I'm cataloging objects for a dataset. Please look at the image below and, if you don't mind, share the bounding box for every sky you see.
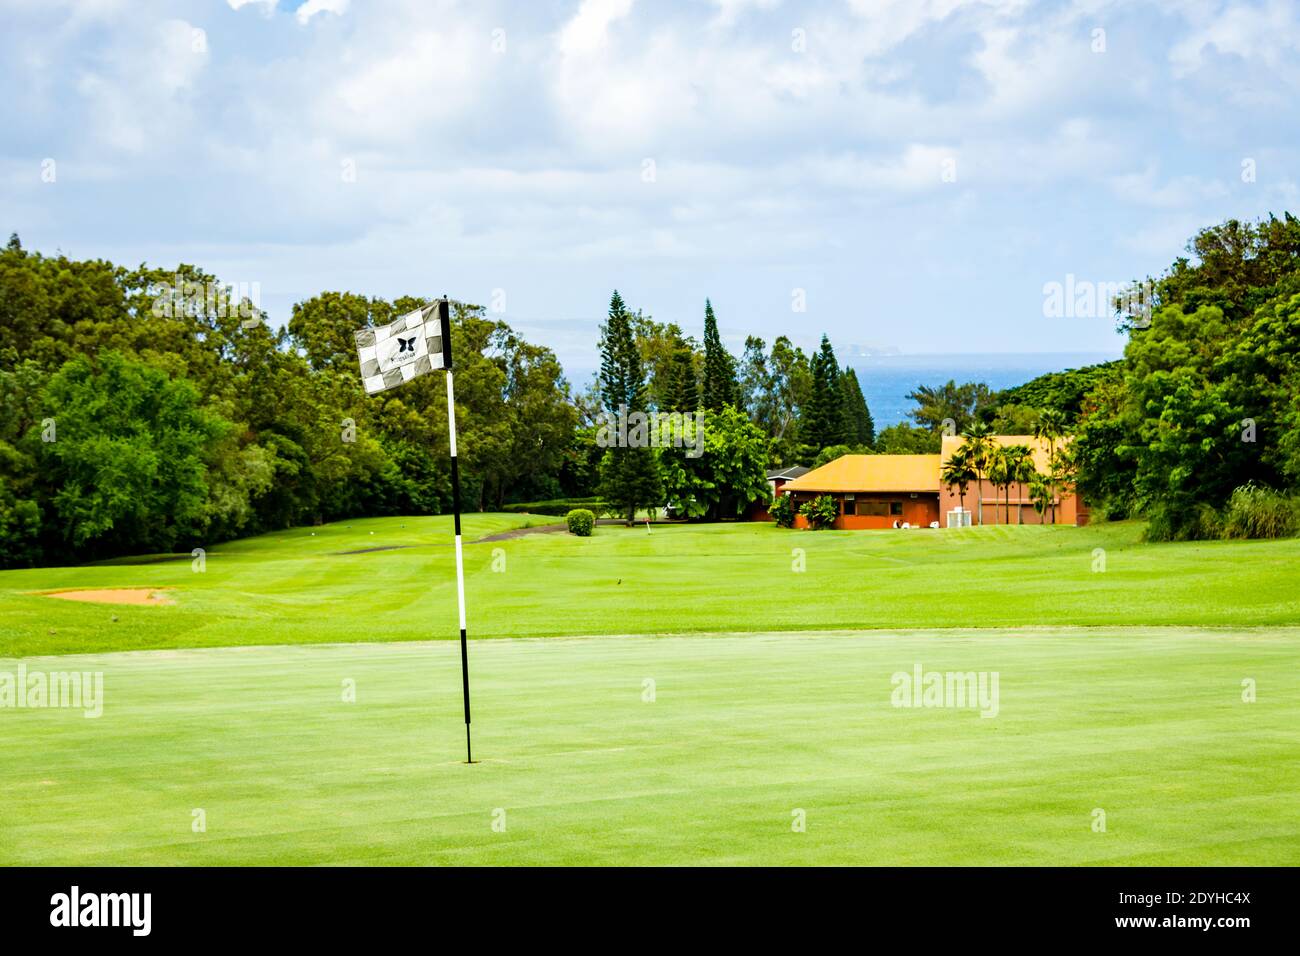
[3,0,1298,375]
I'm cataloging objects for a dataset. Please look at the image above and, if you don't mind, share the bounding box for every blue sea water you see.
[851,352,1119,429]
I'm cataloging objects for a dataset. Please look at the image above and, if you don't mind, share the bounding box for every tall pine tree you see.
[839,367,875,446]
[597,290,663,523]
[661,329,700,413]
[701,299,738,412]
[804,334,848,453]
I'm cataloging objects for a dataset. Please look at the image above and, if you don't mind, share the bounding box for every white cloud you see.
[557,0,635,56]
[1168,0,1300,76]
[295,0,350,25]
[74,18,209,153]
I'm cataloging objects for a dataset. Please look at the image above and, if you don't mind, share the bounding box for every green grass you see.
[2,518,1297,865]
[2,629,1296,865]
[2,516,1300,657]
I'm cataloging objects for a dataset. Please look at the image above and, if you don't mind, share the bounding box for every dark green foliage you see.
[770,492,796,528]
[661,329,700,413]
[0,239,574,567]
[804,335,847,452]
[906,380,995,433]
[503,497,607,516]
[700,299,737,412]
[565,508,595,536]
[799,493,839,529]
[36,352,223,557]
[1144,501,1224,542]
[812,443,872,468]
[1149,213,1300,328]
[1072,215,1300,527]
[660,406,770,520]
[839,368,875,446]
[994,363,1122,423]
[596,291,662,522]
[874,423,941,454]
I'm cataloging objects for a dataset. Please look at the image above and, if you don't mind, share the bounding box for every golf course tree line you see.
[0,234,579,567]
[3,210,1298,566]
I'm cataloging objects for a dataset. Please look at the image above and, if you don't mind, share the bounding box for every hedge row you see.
[503,497,609,517]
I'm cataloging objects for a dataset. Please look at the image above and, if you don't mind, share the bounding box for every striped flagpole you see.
[439,297,473,764]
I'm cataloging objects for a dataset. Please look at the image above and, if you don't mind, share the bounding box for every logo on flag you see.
[354,305,445,394]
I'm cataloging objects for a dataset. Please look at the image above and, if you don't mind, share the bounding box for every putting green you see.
[2,628,1295,866]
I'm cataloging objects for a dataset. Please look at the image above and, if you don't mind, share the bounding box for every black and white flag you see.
[354,304,444,395]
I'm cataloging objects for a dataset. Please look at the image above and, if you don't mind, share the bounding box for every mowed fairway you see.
[2,516,1300,657]
[2,517,1299,865]
[2,629,1297,865]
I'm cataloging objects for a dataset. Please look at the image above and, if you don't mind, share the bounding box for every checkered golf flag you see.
[354,304,445,395]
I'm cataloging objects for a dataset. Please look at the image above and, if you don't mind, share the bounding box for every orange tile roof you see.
[781,454,942,493]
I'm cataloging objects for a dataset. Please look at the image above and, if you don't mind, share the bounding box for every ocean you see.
[850,352,1119,428]
[563,351,1120,429]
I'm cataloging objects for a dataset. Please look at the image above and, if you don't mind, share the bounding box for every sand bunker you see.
[42,588,174,606]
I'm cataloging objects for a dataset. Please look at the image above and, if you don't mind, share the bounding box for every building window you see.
[843,494,856,516]
[861,500,888,516]
[890,501,904,516]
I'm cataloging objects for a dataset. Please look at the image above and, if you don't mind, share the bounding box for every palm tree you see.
[959,422,996,525]
[1005,444,1037,525]
[1033,409,1067,523]
[1028,473,1051,522]
[987,446,1013,525]
[940,447,977,520]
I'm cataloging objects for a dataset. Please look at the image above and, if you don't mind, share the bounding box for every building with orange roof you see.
[778,436,1087,529]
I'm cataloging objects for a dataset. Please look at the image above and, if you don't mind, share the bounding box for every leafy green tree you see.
[35,352,224,557]
[906,380,994,433]
[993,363,1122,423]
[660,406,770,520]
[738,335,775,427]
[875,422,941,454]
[765,335,812,464]
[812,443,872,468]
[289,292,393,372]
[990,403,1040,434]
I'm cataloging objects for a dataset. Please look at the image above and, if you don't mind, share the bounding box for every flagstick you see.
[440,298,473,764]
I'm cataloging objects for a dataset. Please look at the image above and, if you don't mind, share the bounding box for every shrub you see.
[799,494,839,530]
[1144,500,1223,542]
[1222,483,1300,540]
[565,508,595,536]
[770,492,796,528]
